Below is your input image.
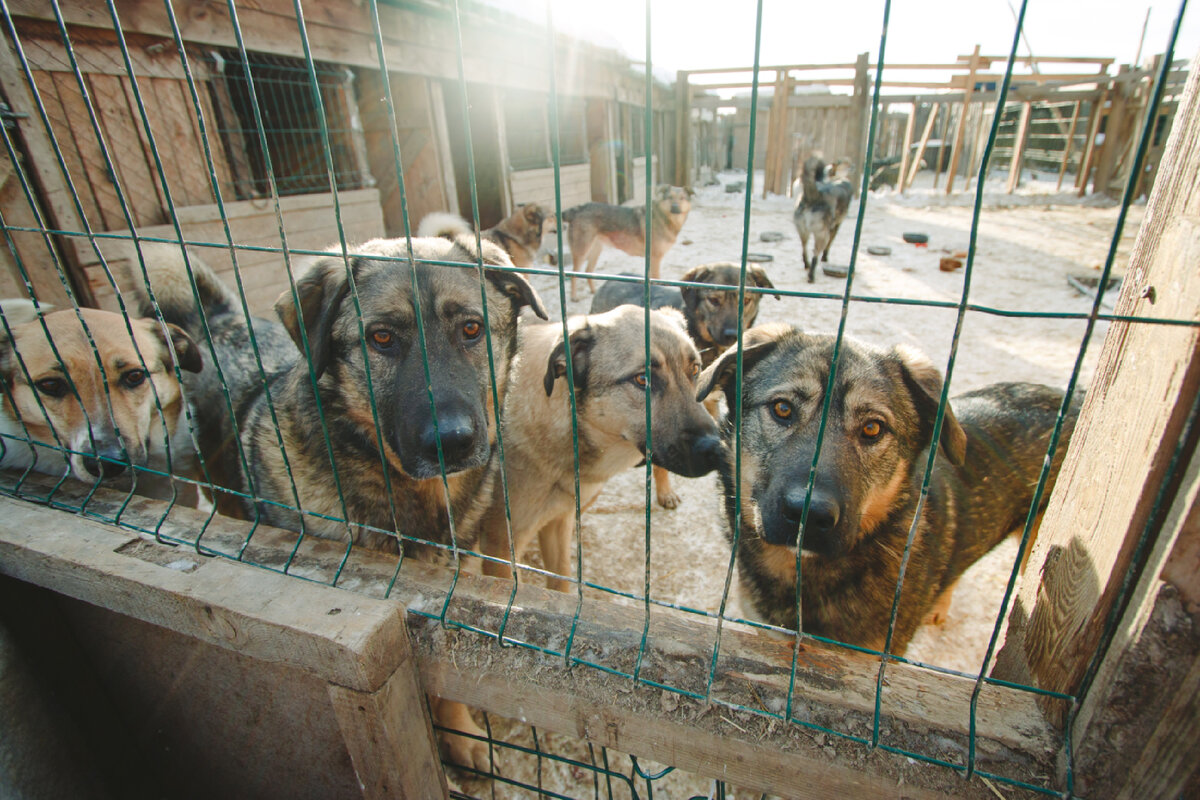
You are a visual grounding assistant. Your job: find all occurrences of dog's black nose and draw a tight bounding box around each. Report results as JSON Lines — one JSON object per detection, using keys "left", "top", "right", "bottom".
{"left": 782, "top": 487, "right": 840, "bottom": 550}
{"left": 692, "top": 434, "right": 724, "bottom": 472}
{"left": 421, "top": 413, "right": 478, "bottom": 465}
{"left": 82, "top": 453, "right": 130, "bottom": 479}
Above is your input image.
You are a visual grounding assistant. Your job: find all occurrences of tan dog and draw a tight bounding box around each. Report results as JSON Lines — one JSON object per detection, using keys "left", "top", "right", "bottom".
{"left": 463, "top": 305, "right": 723, "bottom": 590}
{"left": 562, "top": 185, "right": 693, "bottom": 301}
{"left": 417, "top": 203, "right": 547, "bottom": 269}
{"left": 0, "top": 304, "right": 202, "bottom": 502}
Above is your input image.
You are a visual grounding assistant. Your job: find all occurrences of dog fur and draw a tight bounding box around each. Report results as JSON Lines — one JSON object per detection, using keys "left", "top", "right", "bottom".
{"left": 0, "top": 302, "right": 202, "bottom": 502}
{"left": 125, "top": 238, "right": 546, "bottom": 768}
{"left": 698, "top": 324, "right": 1079, "bottom": 653}
{"left": 562, "top": 185, "right": 692, "bottom": 301}
{"left": 793, "top": 157, "right": 853, "bottom": 283}
{"left": 417, "top": 203, "right": 547, "bottom": 269}
{"left": 461, "top": 305, "right": 722, "bottom": 589}
{"left": 588, "top": 262, "right": 778, "bottom": 507}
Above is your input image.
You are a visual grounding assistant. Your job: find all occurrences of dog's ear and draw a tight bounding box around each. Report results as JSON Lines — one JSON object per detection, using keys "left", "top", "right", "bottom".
{"left": 544, "top": 324, "right": 594, "bottom": 397}
{"left": 685, "top": 186, "right": 695, "bottom": 198}
{"left": 151, "top": 321, "right": 203, "bottom": 374}
{"left": 696, "top": 324, "right": 787, "bottom": 402}
{"left": 679, "top": 264, "right": 713, "bottom": 309}
{"left": 894, "top": 345, "right": 967, "bottom": 466}
{"left": 747, "top": 265, "right": 781, "bottom": 300}
{"left": 461, "top": 238, "right": 549, "bottom": 321}
{"left": 521, "top": 204, "right": 544, "bottom": 227}
{"left": 275, "top": 255, "right": 350, "bottom": 380}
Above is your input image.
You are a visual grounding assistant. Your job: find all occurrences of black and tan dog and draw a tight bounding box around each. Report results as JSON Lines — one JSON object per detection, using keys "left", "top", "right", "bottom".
{"left": 417, "top": 202, "right": 547, "bottom": 269}
{"left": 588, "top": 262, "right": 779, "bottom": 369}
{"left": 698, "top": 324, "right": 1079, "bottom": 654}
{"left": 462, "top": 304, "right": 722, "bottom": 588}
{"left": 793, "top": 157, "right": 853, "bottom": 283}
{"left": 562, "top": 185, "right": 693, "bottom": 301}
{"left": 589, "top": 262, "right": 778, "bottom": 506}
{"left": 0, "top": 302, "right": 203, "bottom": 502}
{"left": 126, "top": 238, "right": 546, "bottom": 767}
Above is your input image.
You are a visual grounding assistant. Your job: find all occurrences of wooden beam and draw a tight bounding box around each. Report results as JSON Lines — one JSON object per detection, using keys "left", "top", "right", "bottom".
{"left": 944, "top": 45, "right": 981, "bottom": 194}
{"left": 903, "top": 102, "right": 938, "bottom": 192}
{"left": 1005, "top": 100, "right": 1032, "bottom": 193}
{"left": 1092, "top": 65, "right": 1133, "bottom": 197}
{"left": 994, "top": 55, "right": 1200, "bottom": 728}
{"left": 850, "top": 52, "right": 870, "bottom": 196}
{"left": 674, "top": 70, "right": 688, "bottom": 186}
{"left": 0, "top": 480, "right": 1063, "bottom": 798}
{"left": 896, "top": 102, "right": 917, "bottom": 193}
{"left": 1056, "top": 100, "right": 1082, "bottom": 191}
{"left": 1077, "top": 91, "right": 1107, "bottom": 193}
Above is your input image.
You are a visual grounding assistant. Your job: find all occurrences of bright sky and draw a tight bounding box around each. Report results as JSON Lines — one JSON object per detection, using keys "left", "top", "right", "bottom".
{"left": 490, "top": 1, "right": 1197, "bottom": 80}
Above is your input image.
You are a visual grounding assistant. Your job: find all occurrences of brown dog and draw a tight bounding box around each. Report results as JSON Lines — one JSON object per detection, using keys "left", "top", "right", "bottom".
{"left": 562, "top": 185, "right": 692, "bottom": 301}
{"left": 462, "top": 305, "right": 723, "bottom": 590}
{"left": 417, "top": 203, "right": 547, "bottom": 269}
{"left": 0, "top": 303, "right": 202, "bottom": 502}
{"left": 588, "top": 262, "right": 778, "bottom": 507}
{"left": 699, "top": 324, "right": 1079, "bottom": 653}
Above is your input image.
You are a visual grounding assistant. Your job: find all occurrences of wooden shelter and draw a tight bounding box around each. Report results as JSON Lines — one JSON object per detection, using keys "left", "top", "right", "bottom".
{"left": 0, "top": 0, "right": 675, "bottom": 316}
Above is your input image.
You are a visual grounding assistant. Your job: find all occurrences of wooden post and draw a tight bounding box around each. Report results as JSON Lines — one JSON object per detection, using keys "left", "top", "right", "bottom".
{"left": 850, "top": 52, "right": 870, "bottom": 196}
{"left": 1093, "top": 65, "right": 1132, "bottom": 197}
{"left": 1077, "top": 89, "right": 1108, "bottom": 194}
{"left": 1056, "top": 99, "right": 1082, "bottom": 191}
{"left": 896, "top": 102, "right": 917, "bottom": 194}
{"left": 1006, "top": 100, "right": 1032, "bottom": 193}
{"left": 931, "top": 103, "right": 952, "bottom": 189}
{"left": 994, "top": 54, "right": 1200, "bottom": 749}
{"left": 945, "top": 45, "right": 982, "bottom": 194}
{"left": 674, "top": 70, "right": 690, "bottom": 187}
{"left": 904, "top": 102, "right": 939, "bottom": 192}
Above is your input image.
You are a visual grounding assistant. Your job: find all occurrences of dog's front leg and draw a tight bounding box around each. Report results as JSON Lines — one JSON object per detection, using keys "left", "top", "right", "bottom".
{"left": 431, "top": 696, "right": 489, "bottom": 771}
{"left": 536, "top": 515, "right": 573, "bottom": 592}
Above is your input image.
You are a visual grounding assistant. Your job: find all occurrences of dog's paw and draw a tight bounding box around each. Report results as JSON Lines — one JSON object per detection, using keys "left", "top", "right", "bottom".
{"left": 656, "top": 490, "right": 682, "bottom": 510}
{"left": 442, "top": 728, "right": 490, "bottom": 773}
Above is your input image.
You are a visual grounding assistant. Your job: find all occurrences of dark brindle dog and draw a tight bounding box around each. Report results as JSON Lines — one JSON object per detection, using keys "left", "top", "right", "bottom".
{"left": 698, "top": 324, "right": 1079, "bottom": 653}
{"left": 562, "top": 185, "right": 692, "bottom": 301}
{"left": 588, "top": 262, "right": 779, "bottom": 369}
{"left": 793, "top": 156, "right": 853, "bottom": 283}
{"left": 589, "top": 262, "right": 777, "bottom": 507}
{"left": 125, "top": 238, "right": 546, "bottom": 767}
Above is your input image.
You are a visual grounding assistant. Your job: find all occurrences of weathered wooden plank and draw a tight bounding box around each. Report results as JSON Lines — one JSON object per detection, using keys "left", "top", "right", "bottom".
{"left": 0, "top": 480, "right": 1061, "bottom": 798}
{"left": 994, "top": 55, "right": 1200, "bottom": 725}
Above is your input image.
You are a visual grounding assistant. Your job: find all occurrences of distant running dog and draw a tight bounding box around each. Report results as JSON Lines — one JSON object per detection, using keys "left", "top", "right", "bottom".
{"left": 462, "top": 305, "right": 722, "bottom": 589}
{"left": 699, "top": 324, "right": 1079, "bottom": 653}
{"left": 793, "top": 157, "right": 853, "bottom": 283}
{"left": 0, "top": 301, "right": 202, "bottom": 502}
{"left": 126, "top": 238, "right": 546, "bottom": 769}
{"left": 417, "top": 203, "right": 548, "bottom": 269}
{"left": 562, "top": 185, "right": 693, "bottom": 301}
{"left": 589, "top": 262, "right": 778, "bottom": 507}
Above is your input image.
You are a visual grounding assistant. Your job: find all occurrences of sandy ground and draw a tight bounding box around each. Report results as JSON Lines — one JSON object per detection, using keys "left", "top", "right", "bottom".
{"left": 452, "top": 169, "right": 1142, "bottom": 797}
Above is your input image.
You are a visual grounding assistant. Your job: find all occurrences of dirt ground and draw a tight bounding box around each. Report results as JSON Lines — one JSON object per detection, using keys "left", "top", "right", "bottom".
{"left": 451, "top": 169, "right": 1142, "bottom": 798}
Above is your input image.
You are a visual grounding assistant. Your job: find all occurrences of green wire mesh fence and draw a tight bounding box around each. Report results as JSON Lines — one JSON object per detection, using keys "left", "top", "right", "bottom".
{"left": 0, "top": 0, "right": 1195, "bottom": 796}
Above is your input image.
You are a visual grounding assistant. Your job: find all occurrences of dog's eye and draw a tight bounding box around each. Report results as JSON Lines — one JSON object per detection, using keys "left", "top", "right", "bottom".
{"left": 707, "top": 296, "right": 721, "bottom": 308}
{"left": 370, "top": 329, "right": 395, "bottom": 350}
{"left": 632, "top": 372, "right": 648, "bottom": 388}
{"left": 462, "top": 320, "right": 482, "bottom": 341}
{"left": 120, "top": 369, "right": 147, "bottom": 389}
{"left": 862, "top": 420, "right": 885, "bottom": 440}
{"left": 688, "top": 363, "right": 700, "bottom": 379}
{"left": 771, "top": 399, "right": 793, "bottom": 421}
{"left": 33, "top": 377, "right": 68, "bottom": 398}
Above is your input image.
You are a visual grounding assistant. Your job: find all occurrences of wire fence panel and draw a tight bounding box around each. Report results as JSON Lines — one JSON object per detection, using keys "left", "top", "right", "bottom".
{"left": 0, "top": 0, "right": 1196, "bottom": 797}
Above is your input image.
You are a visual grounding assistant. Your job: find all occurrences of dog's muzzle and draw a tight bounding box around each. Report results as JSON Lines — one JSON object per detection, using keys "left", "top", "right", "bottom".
{"left": 652, "top": 433, "right": 724, "bottom": 478}
{"left": 763, "top": 485, "right": 841, "bottom": 551}
{"left": 79, "top": 444, "right": 132, "bottom": 480}
{"left": 416, "top": 411, "right": 482, "bottom": 473}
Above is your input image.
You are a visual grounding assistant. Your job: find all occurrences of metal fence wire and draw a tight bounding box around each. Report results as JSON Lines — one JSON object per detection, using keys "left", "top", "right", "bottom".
{"left": 0, "top": 0, "right": 1195, "bottom": 797}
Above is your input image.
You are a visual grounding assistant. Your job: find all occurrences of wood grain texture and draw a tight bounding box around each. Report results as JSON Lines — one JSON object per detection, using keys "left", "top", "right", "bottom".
{"left": 994, "top": 50, "right": 1200, "bottom": 720}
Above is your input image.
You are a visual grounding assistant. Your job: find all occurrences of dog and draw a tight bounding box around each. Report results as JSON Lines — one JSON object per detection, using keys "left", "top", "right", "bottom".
{"left": 417, "top": 203, "right": 547, "bottom": 269}
{"left": 793, "top": 157, "right": 853, "bottom": 283}
{"left": 589, "top": 262, "right": 778, "bottom": 507}
{"left": 697, "top": 324, "right": 1079, "bottom": 654}
{"left": 562, "top": 185, "right": 692, "bottom": 301}
{"left": 125, "top": 238, "right": 546, "bottom": 768}
{"left": 0, "top": 301, "right": 203, "bottom": 503}
{"left": 461, "top": 304, "right": 723, "bottom": 590}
